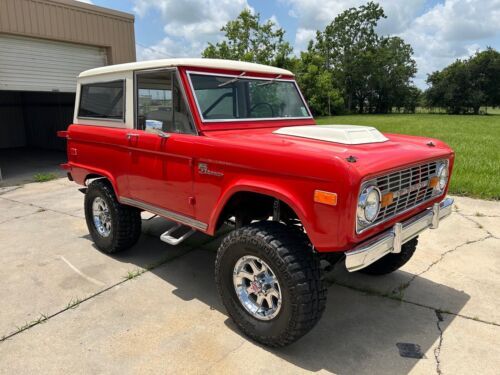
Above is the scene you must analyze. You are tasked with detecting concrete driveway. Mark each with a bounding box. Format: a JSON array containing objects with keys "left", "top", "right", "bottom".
[{"left": 0, "top": 179, "right": 499, "bottom": 374}]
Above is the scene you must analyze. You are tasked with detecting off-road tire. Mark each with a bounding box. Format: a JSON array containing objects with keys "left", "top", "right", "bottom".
[
  {"left": 84, "top": 179, "right": 141, "bottom": 253},
  {"left": 215, "top": 221, "right": 326, "bottom": 347},
  {"left": 358, "top": 237, "right": 419, "bottom": 275}
]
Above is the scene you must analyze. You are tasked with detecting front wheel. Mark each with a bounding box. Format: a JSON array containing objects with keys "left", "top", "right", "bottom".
[{"left": 215, "top": 222, "right": 326, "bottom": 347}]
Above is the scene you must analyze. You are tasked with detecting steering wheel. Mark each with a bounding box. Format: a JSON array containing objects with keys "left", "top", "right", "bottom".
[{"left": 250, "top": 102, "right": 275, "bottom": 117}]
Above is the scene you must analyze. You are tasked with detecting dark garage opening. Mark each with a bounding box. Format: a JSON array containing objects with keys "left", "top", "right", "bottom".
[{"left": 0, "top": 91, "right": 74, "bottom": 186}]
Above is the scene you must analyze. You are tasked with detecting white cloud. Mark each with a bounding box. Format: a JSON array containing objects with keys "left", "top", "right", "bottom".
[
  {"left": 76, "top": 0, "right": 93, "bottom": 3},
  {"left": 133, "top": 0, "right": 500, "bottom": 87},
  {"left": 286, "top": 0, "right": 424, "bottom": 34},
  {"left": 268, "top": 15, "right": 280, "bottom": 29},
  {"left": 294, "top": 28, "right": 316, "bottom": 53},
  {"left": 133, "top": 0, "right": 251, "bottom": 60},
  {"left": 286, "top": 0, "right": 426, "bottom": 58},
  {"left": 401, "top": 0, "right": 500, "bottom": 87},
  {"left": 286, "top": 0, "right": 500, "bottom": 88}
]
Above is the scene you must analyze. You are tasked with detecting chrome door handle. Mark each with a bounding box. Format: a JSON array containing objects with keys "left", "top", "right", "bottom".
[
  {"left": 126, "top": 133, "right": 140, "bottom": 140},
  {"left": 157, "top": 131, "right": 171, "bottom": 139}
]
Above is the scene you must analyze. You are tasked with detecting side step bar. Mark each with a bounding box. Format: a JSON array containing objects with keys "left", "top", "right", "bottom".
[{"left": 160, "top": 223, "right": 196, "bottom": 246}]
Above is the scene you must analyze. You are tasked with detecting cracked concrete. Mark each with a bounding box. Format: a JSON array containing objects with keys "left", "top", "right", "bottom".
[
  {"left": 403, "top": 234, "right": 493, "bottom": 290},
  {"left": 0, "top": 178, "right": 499, "bottom": 374},
  {"left": 434, "top": 310, "right": 444, "bottom": 375},
  {"left": 456, "top": 211, "right": 500, "bottom": 239}
]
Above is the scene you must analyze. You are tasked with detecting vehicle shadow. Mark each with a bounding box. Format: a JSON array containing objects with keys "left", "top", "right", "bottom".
[{"left": 111, "top": 217, "right": 470, "bottom": 374}]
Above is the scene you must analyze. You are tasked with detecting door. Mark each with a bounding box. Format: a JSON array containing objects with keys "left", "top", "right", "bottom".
[
  {"left": 0, "top": 34, "right": 107, "bottom": 93},
  {"left": 126, "top": 69, "right": 198, "bottom": 220}
]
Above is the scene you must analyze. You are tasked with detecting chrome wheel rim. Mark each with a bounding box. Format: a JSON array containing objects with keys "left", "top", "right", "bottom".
[
  {"left": 233, "top": 255, "right": 282, "bottom": 320},
  {"left": 92, "top": 197, "right": 112, "bottom": 237}
]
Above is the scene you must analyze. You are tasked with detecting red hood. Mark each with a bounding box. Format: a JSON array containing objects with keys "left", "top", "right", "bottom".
[{"left": 203, "top": 126, "right": 454, "bottom": 180}]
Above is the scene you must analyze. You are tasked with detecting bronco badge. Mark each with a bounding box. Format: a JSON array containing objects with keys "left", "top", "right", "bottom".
[{"left": 198, "top": 163, "right": 224, "bottom": 177}]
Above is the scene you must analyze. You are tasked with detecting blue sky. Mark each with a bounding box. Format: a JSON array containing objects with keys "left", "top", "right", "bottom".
[{"left": 80, "top": 0, "right": 500, "bottom": 88}]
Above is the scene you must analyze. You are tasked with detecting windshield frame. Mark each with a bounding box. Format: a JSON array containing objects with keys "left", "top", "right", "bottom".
[{"left": 186, "top": 70, "right": 313, "bottom": 123}]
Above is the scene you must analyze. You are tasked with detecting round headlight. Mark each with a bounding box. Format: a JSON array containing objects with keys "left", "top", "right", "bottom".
[
  {"left": 437, "top": 162, "right": 449, "bottom": 192},
  {"left": 357, "top": 185, "right": 381, "bottom": 225}
]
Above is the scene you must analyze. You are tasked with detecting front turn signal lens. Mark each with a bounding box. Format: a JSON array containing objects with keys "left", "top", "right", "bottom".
[
  {"left": 314, "top": 190, "right": 337, "bottom": 206},
  {"left": 429, "top": 176, "right": 439, "bottom": 189},
  {"left": 381, "top": 192, "right": 394, "bottom": 208}
]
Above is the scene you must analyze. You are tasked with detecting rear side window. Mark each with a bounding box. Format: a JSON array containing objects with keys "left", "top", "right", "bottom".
[{"left": 78, "top": 80, "right": 124, "bottom": 120}]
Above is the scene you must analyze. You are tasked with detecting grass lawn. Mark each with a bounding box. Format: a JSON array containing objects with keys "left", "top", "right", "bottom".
[{"left": 316, "top": 114, "right": 500, "bottom": 200}]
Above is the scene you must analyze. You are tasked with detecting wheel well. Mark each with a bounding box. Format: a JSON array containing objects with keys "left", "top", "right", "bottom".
[
  {"left": 84, "top": 174, "right": 106, "bottom": 185},
  {"left": 215, "top": 191, "right": 302, "bottom": 231},
  {"left": 84, "top": 174, "right": 115, "bottom": 193}
]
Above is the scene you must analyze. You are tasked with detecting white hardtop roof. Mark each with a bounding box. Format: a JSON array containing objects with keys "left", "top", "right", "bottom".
[{"left": 78, "top": 58, "right": 294, "bottom": 78}]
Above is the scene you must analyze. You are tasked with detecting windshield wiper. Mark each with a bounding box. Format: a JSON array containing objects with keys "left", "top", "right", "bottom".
[
  {"left": 256, "top": 74, "right": 282, "bottom": 87},
  {"left": 218, "top": 72, "right": 246, "bottom": 87}
]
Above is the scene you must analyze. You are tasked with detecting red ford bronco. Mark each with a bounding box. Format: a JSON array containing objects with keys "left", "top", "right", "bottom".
[{"left": 60, "top": 58, "right": 454, "bottom": 347}]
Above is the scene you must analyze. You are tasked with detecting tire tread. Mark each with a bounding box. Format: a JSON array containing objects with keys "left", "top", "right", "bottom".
[
  {"left": 84, "top": 180, "right": 141, "bottom": 253},
  {"left": 215, "top": 221, "right": 326, "bottom": 347}
]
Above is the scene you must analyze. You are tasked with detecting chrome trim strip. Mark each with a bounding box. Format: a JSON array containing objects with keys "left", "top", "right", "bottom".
[
  {"left": 119, "top": 197, "right": 208, "bottom": 231},
  {"left": 345, "top": 197, "right": 453, "bottom": 272},
  {"left": 185, "top": 70, "right": 313, "bottom": 123}
]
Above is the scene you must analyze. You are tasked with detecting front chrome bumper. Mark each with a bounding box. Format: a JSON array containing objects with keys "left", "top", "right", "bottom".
[{"left": 345, "top": 197, "right": 454, "bottom": 272}]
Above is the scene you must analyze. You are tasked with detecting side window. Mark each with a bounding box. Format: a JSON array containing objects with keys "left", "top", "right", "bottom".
[
  {"left": 78, "top": 80, "right": 124, "bottom": 120},
  {"left": 137, "top": 71, "right": 173, "bottom": 133},
  {"left": 136, "top": 70, "right": 195, "bottom": 134},
  {"left": 173, "top": 75, "right": 196, "bottom": 134}
]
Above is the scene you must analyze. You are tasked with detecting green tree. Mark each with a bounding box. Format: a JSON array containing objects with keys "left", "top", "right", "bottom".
[
  {"left": 308, "top": 2, "right": 416, "bottom": 114},
  {"left": 315, "top": 2, "right": 385, "bottom": 112},
  {"left": 202, "top": 9, "right": 293, "bottom": 68},
  {"left": 201, "top": 3, "right": 419, "bottom": 116},
  {"left": 469, "top": 48, "right": 500, "bottom": 110},
  {"left": 367, "top": 36, "right": 417, "bottom": 113},
  {"left": 425, "top": 48, "right": 499, "bottom": 114},
  {"left": 291, "top": 43, "right": 344, "bottom": 116}
]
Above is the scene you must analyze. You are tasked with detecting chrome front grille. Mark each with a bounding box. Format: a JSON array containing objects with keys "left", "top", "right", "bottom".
[{"left": 357, "top": 160, "right": 444, "bottom": 233}]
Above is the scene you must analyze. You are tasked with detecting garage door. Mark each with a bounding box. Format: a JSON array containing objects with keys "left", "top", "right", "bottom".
[{"left": 0, "top": 34, "right": 107, "bottom": 93}]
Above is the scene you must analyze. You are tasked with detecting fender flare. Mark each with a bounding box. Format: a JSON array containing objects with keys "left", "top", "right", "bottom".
[
  {"left": 79, "top": 165, "right": 121, "bottom": 198},
  {"left": 208, "top": 181, "right": 313, "bottom": 235}
]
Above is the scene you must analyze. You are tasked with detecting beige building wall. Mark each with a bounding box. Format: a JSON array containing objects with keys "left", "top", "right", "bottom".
[{"left": 0, "top": 0, "right": 136, "bottom": 64}]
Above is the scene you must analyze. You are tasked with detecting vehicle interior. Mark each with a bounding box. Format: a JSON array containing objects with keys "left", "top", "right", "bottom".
[
  {"left": 189, "top": 73, "right": 310, "bottom": 121},
  {"left": 136, "top": 70, "right": 195, "bottom": 134}
]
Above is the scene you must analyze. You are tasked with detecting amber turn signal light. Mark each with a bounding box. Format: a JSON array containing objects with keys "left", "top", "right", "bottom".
[
  {"left": 429, "top": 176, "right": 439, "bottom": 188},
  {"left": 314, "top": 190, "right": 337, "bottom": 206},
  {"left": 381, "top": 192, "right": 394, "bottom": 208}
]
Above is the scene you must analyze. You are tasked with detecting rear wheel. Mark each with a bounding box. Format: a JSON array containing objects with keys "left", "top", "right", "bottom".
[
  {"left": 358, "top": 237, "right": 419, "bottom": 275},
  {"left": 84, "top": 179, "right": 141, "bottom": 254},
  {"left": 215, "top": 221, "right": 326, "bottom": 347}
]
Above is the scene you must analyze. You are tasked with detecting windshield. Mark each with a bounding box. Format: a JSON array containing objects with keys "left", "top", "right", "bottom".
[{"left": 188, "top": 73, "right": 311, "bottom": 122}]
